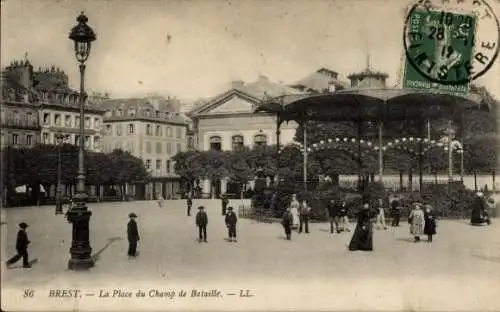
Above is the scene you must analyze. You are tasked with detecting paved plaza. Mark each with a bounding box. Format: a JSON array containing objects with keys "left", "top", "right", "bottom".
[{"left": 1, "top": 200, "right": 500, "bottom": 311}]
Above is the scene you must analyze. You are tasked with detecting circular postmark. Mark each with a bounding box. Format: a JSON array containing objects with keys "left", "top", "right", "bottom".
[{"left": 403, "top": 0, "right": 499, "bottom": 85}]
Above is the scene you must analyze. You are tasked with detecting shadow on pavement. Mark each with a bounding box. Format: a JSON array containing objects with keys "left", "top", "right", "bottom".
[
  {"left": 91, "top": 237, "right": 122, "bottom": 262},
  {"left": 471, "top": 253, "right": 500, "bottom": 264},
  {"left": 7, "top": 258, "right": 39, "bottom": 270},
  {"left": 396, "top": 237, "right": 417, "bottom": 243}
]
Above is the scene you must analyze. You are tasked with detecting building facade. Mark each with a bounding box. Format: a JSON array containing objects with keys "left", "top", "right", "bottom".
[{"left": 101, "top": 97, "right": 189, "bottom": 199}]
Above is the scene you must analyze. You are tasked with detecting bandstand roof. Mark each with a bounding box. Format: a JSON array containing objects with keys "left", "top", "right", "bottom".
[{"left": 255, "top": 88, "right": 491, "bottom": 122}]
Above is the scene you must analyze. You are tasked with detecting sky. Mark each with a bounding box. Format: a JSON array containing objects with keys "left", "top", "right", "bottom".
[{"left": 1, "top": 0, "right": 499, "bottom": 102}]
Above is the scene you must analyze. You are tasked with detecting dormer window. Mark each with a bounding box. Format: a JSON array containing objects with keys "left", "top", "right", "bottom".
[
  {"left": 128, "top": 108, "right": 136, "bottom": 116},
  {"left": 145, "top": 109, "right": 151, "bottom": 116},
  {"left": 155, "top": 110, "right": 160, "bottom": 117},
  {"left": 116, "top": 109, "right": 123, "bottom": 116}
]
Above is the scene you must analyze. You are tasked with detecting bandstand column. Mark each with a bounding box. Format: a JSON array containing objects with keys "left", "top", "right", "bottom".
[
  {"left": 356, "top": 121, "right": 363, "bottom": 192},
  {"left": 418, "top": 117, "right": 425, "bottom": 192},
  {"left": 378, "top": 121, "right": 384, "bottom": 182},
  {"left": 275, "top": 114, "right": 282, "bottom": 185},
  {"left": 302, "top": 121, "right": 308, "bottom": 192}
]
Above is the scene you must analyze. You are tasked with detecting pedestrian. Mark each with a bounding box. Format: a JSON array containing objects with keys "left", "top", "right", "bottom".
[
  {"left": 409, "top": 202, "right": 425, "bottom": 242},
  {"left": 127, "top": 213, "right": 140, "bottom": 257},
  {"left": 375, "top": 198, "right": 388, "bottom": 230},
  {"left": 338, "top": 201, "right": 351, "bottom": 232},
  {"left": 289, "top": 194, "right": 300, "bottom": 229},
  {"left": 6, "top": 222, "right": 31, "bottom": 268},
  {"left": 157, "top": 193, "right": 165, "bottom": 208},
  {"left": 196, "top": 206, "right": 208, "bottom": 243},
  {"left": 423, "top": 204, "right": 437, "bottom": 242},
  {"left": 225, "top": 206, "right": 238, "bottom": 242},
  {"left": 348, "top": 203, "right": 375, "bottom": 251},
  {"left": 298, "top": 199, "right": 311, "bottom": 234},
  {"left": 186, "top": 193, "right": 193, "bottom": 216},
  {"left": 281, "top": 207, "right": 293, "bottom": 240},
  {"left": 221, "top": 195, "right": 229, "bottom": 216},
  {"left": 326, "top": 199, "right": 340, "bottom": 234},
  {"left": 390, "top": 199, "right": 401, "bottom": 227},
  {"left": 471, "top": 192, "right": 488, "bottom": 226}
]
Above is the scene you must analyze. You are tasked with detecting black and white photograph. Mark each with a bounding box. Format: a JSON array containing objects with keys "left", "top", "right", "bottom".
[{"left": 1, "top": 0, "right": 499, "bottom": 311}]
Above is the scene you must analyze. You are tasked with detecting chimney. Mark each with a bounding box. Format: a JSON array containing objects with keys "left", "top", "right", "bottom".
[{"left": 231, "top": 80, "right": 244, "bottom": 88}]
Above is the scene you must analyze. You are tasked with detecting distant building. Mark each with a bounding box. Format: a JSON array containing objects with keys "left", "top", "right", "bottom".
[
  {"left": 101, "top": 96, "right": 190, "bottom": 199},
  {"left": 1, "top": 58, "right": 106, "bottom": 152}
]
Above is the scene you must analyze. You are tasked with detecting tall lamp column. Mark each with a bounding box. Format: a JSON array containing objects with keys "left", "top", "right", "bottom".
[
  {"left": 67, "top": 11, "right": 96, "bottom": 270},
  {"left": 55, "top": 134, "right": 67, "bottom": 215}
]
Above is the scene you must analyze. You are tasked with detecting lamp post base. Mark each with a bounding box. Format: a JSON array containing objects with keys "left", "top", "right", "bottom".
[
  {"left": 55, "top": 203, "right": 64, "bottom": 215},
  {"left": 68, "top": 257, "right": 94, "bottom": 270}
]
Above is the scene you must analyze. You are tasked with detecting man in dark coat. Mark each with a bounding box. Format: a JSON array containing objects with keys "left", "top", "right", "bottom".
[
  {"left": 225, "top": 206, "right": 238, "bottom": 242},
  {"left": 281, "top": 207, "right": 293, "bottom": 240},
  {"left": 196, "top": 206, "right": 208, "bottom": 242},
  {"left": 327, "top": 199, "right": 340, "bottom": 234},
  {"left": 7, "top": 222, "right": 31, "bottom": 268},
  {"left": 390, "top": 199, "right": 401, "bottom": 227},
  {"left": 186, "top": 194, "right": 193, "bottom": 216},
  {"left": 127, "top": 213, "right": 140, "bottom": 257},
  {"left": 298, "top": 200, "right": 311, "bottom": 234},
  {"left": 221, "top": 195, "right": 229, "bottom": 216}
]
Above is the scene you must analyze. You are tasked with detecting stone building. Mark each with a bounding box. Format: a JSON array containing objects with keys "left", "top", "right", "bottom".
[
  {"left": 188, "top": 71, "right": 347, "bottom": 198},
  {"left": 101, "top": 96, "right": 190, "bottom": 199}
]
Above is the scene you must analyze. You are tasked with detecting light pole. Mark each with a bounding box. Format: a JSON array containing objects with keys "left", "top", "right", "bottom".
[
  {"left": 67, "top": 11, "right": 96, "bottom": 270},
  {"left": 55, "top": 133, "right": 68, "bottom": 215}
]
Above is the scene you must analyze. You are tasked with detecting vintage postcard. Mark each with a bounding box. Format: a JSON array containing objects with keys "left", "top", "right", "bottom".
[{"left": 1, "top": 0, "right": 499, "bottom": 311}]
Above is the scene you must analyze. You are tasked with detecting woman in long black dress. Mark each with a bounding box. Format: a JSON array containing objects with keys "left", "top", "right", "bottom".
[
  {"left": 348, "top": 203, "right": 375, "bottom": 251},
  {"left": 423, "top": 204, "right": 436, "bottom": 242}
]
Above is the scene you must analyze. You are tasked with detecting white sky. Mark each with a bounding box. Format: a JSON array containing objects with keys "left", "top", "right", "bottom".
[{"left": 1, "top": 0, "right": 499, "bottom": 101}]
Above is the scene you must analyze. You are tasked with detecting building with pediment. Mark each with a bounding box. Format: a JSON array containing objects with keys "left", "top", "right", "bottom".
[
  {"left": 188, "top": 71, "right": 347, "bottom": 198},
  {"left": 100, "top": 96, "right": 192, "bottom": 199}
]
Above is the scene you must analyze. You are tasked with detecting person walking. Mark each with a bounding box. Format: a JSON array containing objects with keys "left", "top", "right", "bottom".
[
  {"left": 298, "top": 199, "right": 311, "bottom": 234},
  {"left": 289, "top": 194, "right": 300, "bottom": 229},
  {"left": 196, "top": 206, "right": 208, "bottom": 243},
  {"left": 186, "top": 193, "right": 193, "bottom": 216},
  {"left": 390, "top": 199, "right": 401, "bottom": 227},
  {"left": 225, "top": 206, "right": 238, "bottom": 242},
  {"left": 281, "top": 207, "right": 293, "bottom": 240},
  {"left": 338, "top": 201, "right": 351, "bottom": 232},
  {"left": 375, "top": 198, "right": 388, "bottom": 230},
  {"left": 127, "top": 213, "right": 140, "bottom": 257},
  {"left": 6, "top": 222, "right": 31, "bottom": 268},
  {"left": 409, "top": 203, "right": 425, "bottom": 242},
  {"left": 221, "top": 195, "right": 229, "bottom": 216},
  {"left": 327, "top": 199, "right": 340, "bottom": 234},
  {"left": 423, "top": 204, "right": 437, "bottom": 242},
  {"left": 348, "top": 203, "right": 375, "bottom": 251}
]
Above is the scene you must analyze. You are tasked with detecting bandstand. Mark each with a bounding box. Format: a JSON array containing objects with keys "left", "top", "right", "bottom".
[{"left": 255, "top": 67, "right": 491, "bottom": 194}]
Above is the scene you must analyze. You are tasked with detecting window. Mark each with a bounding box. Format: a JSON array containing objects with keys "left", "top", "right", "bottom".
[
  {"left": 155, "top": 110, "right": 160, "bottom": 117},
  {"left": 13, "top": 111, "right": 20, "bottom": 123},
  {"left": 26, "top": 135, "right": 33, "bottom": 146},
  {"left": 105, "top": 124, "right": 112, "bottom": 134},
  {"left": 175, "top": 127, "right": 181, "bottom": 138},
  {"left": 145, "top": 141, "right": 151, "bottom": 153},
  {"left": 187, "top": 137, "right": 194, "bottom": 149},
  {"left": 156, "top": 159, "right": 162, "bottom": 170},
  {"left": 145, "top": 109, "right": 151, "bottom": 116},
  {"left": 128, "top": 124, "right": 135, "bottom": 135},
  {"left": 43, "top": 113, "right": 50, "bottom": 125},
  {"left": 166, "top": 160, "right": 171, "bottom": 173},
  {"left": 232, "top": 135, "right": 244, "bottom": 151},
  {"left": 75, "top": 116, "right": 80, "bottom": 128},
  {"left": 55, "top": 114, "right": 61, "bottom": 126},
  {"left": 75, "top": 135, "right": 80, "bottom": 146},
  {"left": 166, "top": 142, "right": 172, "bottom": 154},
  {"left": 85, "top": 136, "right": 91, "bottom": 148},
  {"left": 116, "top": 109, "right": 123, "bottom": 116},
  {"left": 156, "top": 142, "right": 162, "bottom": 154},
  {"left": 128, "top": 108, "right": 136, "bottom": 116},
  {"left": 43, "top": 133, "right": 50, "bottom": 144},
  {"left": 167, "top": 127, "right": 172, "bottom": 137},
  {"left": 176, "top": 143, "right": 182, "bottom": 153},
  {"left": 146, "top": 124, "right": 152, "bottom": 136},
  {"left": 26, "top": 112, "right": 33, "bottom": 124},
  {"left": 155, "top": 125, "right": 161, "bottom": 136},
  {"left": 116, "top": 124, "right": 123, "bottom": 136},
  {"left": 145, "top": 159, "right": 151, "bottom": 169},
  {"left": 85, "top": 117, "right": 91, "bottom": 128},
  {"left": 95, "top": 137, "right": 101, "bottom": 150},
  {"left": 12, "top": 134, "right": 19, "bottom": 145},
  {"left": 94, "top": 118, "right": 100, "bottom": 128},
  {"left": 254, "top": 134, "right": 268, "bottom": 147},
  {"left": 209, "top": 136, "right": 222, "bottom": 151},
  {"left": 65, "top": 115, "right": 72, "bottom": 127}
]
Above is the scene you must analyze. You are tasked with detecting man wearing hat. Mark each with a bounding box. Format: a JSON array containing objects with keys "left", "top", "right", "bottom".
[
  {"left": 186, "top": 193, "right": 193, "bottom": 216},
  {"left": 127, "top": 213, "right": 140, "bottom": 257},
  {"left": 195, "top": 206, "right": 208, "bottom": 242},
  {"left": 7, "top": 222, "right": 31, "bottom": 268},
  {"left": 225, "top": 206, "right": 238, "bottom": 242}
]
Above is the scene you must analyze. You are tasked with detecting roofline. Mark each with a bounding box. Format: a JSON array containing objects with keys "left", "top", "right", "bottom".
[{"left": 187, "top": 88, "right": 261, "bottom": 117}]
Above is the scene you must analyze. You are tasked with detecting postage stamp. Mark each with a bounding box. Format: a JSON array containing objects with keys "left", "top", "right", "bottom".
[{"left": 403, "top": 0, "right": 499, "bottom": 92}]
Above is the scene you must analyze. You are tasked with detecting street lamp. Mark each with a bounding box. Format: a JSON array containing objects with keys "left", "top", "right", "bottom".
[
  {"left": 55, "top": 133, "right": 68, "bottom": 215},
  {"left": 67, "top": 11, "right": 96, "bottom": 270}
]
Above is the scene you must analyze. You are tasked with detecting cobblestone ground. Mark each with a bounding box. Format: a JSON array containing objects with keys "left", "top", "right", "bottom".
[{"left": 1, "top": 200, "right": 499, "bottom": 311}]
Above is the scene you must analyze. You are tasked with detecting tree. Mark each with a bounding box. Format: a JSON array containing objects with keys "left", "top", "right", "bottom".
[{"left": 173, "top": 150, "right": 206, "bottom": 193}]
